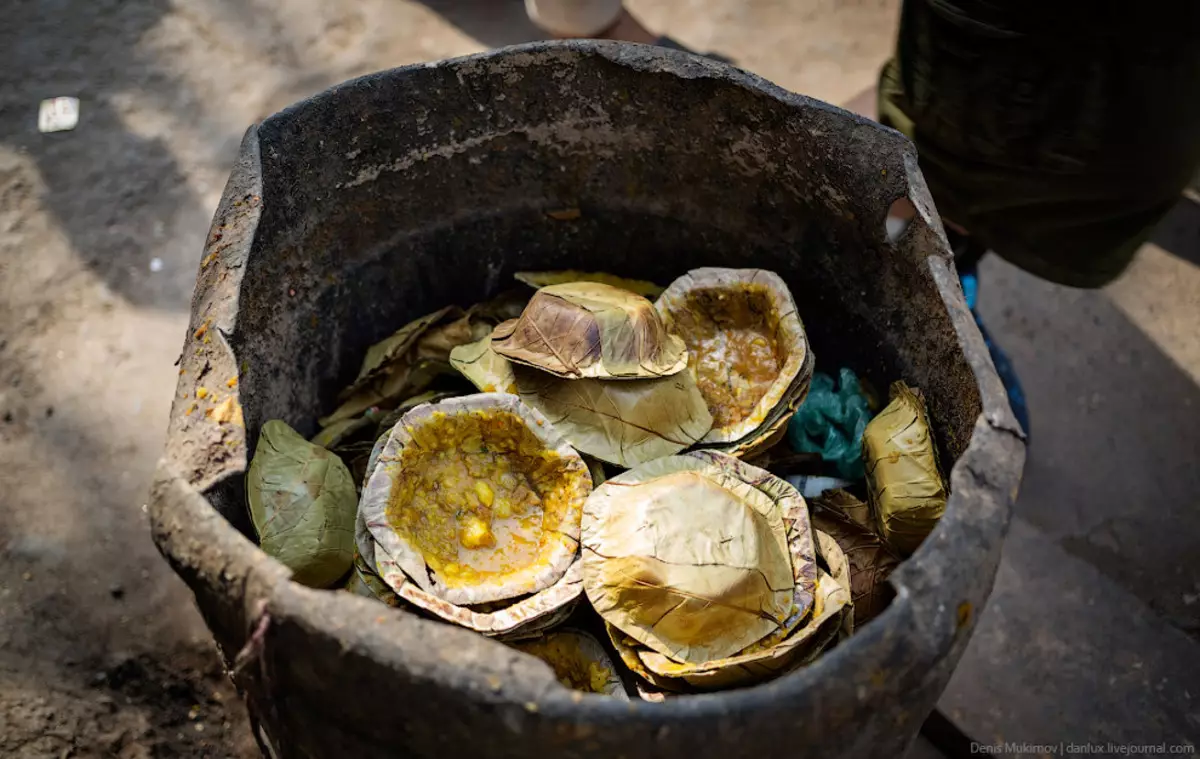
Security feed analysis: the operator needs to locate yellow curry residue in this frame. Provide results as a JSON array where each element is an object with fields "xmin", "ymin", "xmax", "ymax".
[
  {"xmin": 386, "ymin": 409, "xmax": 574, "ymax": 587},
  {"xmin": 515, "ymin": 635, "xmax": 615, "ymax": 694},
  {"xmin": 677, "ymin": 285, "xmax": 783, "ymax": 428}
]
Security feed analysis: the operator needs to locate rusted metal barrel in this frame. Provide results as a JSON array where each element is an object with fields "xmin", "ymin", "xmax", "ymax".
[{"xmin": 149, "ymin": 40, "xmax": 1025, "ymax": 759}]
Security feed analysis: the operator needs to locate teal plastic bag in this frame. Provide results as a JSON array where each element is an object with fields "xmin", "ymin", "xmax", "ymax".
[{"xmin": 786, "ymin": 368, "xmax": 871, "ymax": 480}]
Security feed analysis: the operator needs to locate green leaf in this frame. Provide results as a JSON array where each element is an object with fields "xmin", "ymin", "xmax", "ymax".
[
  {"xmin": 513, "ymin": 364, "xmax": 712, "ymax": 468},
  {"xmin": 247, "ymin": 420, "xmax": 357, "ymax": 588}
]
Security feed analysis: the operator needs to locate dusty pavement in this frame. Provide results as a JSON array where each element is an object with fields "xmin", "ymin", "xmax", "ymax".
[{"xmin": 1, "ymin": 1, "xmax": 1197, "ymax": 757}]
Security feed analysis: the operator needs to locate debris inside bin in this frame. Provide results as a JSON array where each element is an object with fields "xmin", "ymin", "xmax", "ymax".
[
  {"xmin": 786, "ymin": 368, "xmax": 873, "ymax": 480},
  {"xmin": 511, "ymin": 628, "xmax": 628, "ymax": 698},
  {"xmin": 810, "ymin": 490, "xmax": 901, "ymax": 626},
  {"xmin": 245, "ymin": 267, "xmax": 951, "ymax": 697},
  {"xmin": 863, "ymin": 382, "xmax": 948, "ymax": 556},
  {"xmin": 655, "ymin": 268, "xmax": 813, "ymax": 457},
  {"xmin": 247, "ymin": 420, "xmax": 357, "ymax": 588},
  {"xmin": 583, "ymin": 449, "xmax": 807, "ymax": 667}
]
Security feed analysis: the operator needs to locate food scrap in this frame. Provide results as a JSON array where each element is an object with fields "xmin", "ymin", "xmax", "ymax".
[{"xmin": 244, "ymin": 267, "xmax": 950, "ymax": 698}]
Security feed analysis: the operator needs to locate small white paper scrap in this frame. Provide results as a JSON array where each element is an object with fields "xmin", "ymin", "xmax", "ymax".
[{"xmin": 38, "ymin": 97, "xmax": 80, "ymax": 133}]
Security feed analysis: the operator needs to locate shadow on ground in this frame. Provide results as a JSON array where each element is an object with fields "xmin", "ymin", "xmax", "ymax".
[
  {"xmin": 0, "ymin": 337, "xmax": 257, "ymax": 756},
  {"xmin": 2, "ymin": 1, "xmax": 1198, "ymax": 755},
  {"xmin": 0, "ymin": 0, "xmax": 215, "ymax": 310},
  {"xmin": 979, "ymin": 213, "xmax": 1200, "ymax": 637},
  {"xmin": 1152, "ymin": 196, "xmax": 1200, "ymax": 268},
  {"xmin": 0, "ymin": 0, "xmax": 540, "ymax": 313}
]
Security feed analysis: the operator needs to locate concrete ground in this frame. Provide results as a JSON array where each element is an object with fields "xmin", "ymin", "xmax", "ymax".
[{"xmin": 1, "ymin": 1, "xmax": 1196, "ymax": 757}]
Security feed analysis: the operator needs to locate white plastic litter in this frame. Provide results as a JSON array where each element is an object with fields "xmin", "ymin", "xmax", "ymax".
[
  {"xmin": 149, "ymin": 257, "xmax": 164, "ymax": 273},
  {"xmin": 785, "ymin": 474, "xmax": 856, "ymax": 499},
  {"xmin": 38, "ymin": 98, "xmax": 80, "ymax": 133}
]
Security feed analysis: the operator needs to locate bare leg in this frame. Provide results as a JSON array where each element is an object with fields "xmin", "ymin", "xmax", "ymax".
[
  {"xmin": 525, "ymin": 0, "xmax": 656, "ymax": 43},
  {"xmin": 600, "ymin": 9, "xmax": 657, "ymax": 44}
]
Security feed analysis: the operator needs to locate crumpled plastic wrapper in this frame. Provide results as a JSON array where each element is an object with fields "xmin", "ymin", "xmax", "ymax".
[
  {"xmin": 492, "ymin": 282, "xmax": 687, "ymax": 379},
  {"xmin": 247, "ymin": 420, "xmax": 357, "ymax": 588},
  {"xmin": 655, "ymin": 267, "xmax": 814, "ymax": 457},
  {"xmin": 863, "ymin": 381, "xmax": 948, "ymax": 555},
  {"xmin": 582, "ymin": 450, "xmax": 814, "ymax": 665},
  {"xmin": 786, "ymin": 368, "xmax": 873, "ymax": 480}
]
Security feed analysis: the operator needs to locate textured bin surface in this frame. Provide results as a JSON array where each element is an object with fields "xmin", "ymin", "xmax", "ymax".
[{"xmin": 149, "ymin": 41, "xmax": 1023, "ymax": 759}]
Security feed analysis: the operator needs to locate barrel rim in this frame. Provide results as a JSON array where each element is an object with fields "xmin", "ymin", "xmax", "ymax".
[{"xmin": 150, "ymin": 38, "xmax": 1025, "ymax": 734}]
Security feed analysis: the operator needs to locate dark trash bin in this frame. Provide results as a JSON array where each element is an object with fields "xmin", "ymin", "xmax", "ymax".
[{"xmin": 149, "ymin": 40, "xmax": 1025, "ymax": 759}]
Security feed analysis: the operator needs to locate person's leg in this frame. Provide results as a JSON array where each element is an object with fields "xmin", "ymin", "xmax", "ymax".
[
  {"xmin": 954, "ymin": 239, "xmax": 1032, "ymax": 436},
  {"xmin": 526, "ymin": 1, "xmax": 730, "ymax": 60},
  {"xmin": 525, "ymin": 0, "xmax": 630, "ymax": 39},
  {"xmin": 880, "ymin": 1, "xmax": 1200, "ymax": 437},
  {"xmin": 880, "ymin": 1, "xmax": 1200, "ymax": 289}
]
